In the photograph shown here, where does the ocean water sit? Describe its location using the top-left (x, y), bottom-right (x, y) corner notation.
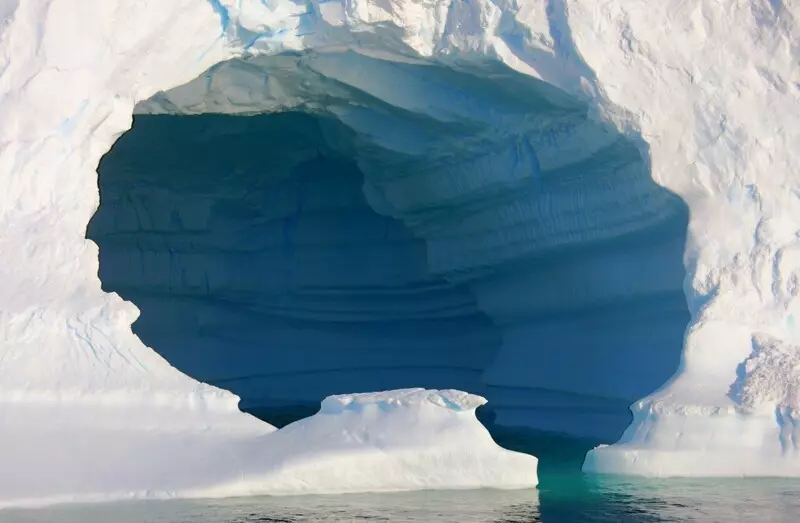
top-left (4, 474), bottom-right (800, 523)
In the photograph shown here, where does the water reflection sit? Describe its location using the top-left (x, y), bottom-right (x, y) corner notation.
top-left (584, 475), bottom-right (800, 523)
top-left (6, 476), bottom-right (800, 522)
top-left (4, 490), bottom-right (542, 523)
top-left (539, 474), bottom-right (800, 523)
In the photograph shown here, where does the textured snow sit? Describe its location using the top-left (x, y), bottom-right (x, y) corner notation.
top-left (0, 0), bottom-right (799, 505)
top-left (733, 334), bottom-right (800, 412)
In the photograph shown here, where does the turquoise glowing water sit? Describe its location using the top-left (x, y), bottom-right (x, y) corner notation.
top-left (5, 475), bottom-right (800, 523)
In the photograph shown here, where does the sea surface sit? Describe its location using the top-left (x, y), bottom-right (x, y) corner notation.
top-left (4, 474), bottom-right (800, 523)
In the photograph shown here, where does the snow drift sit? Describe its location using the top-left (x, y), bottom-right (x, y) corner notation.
top-left (0, 0), bottom-right (799, 508)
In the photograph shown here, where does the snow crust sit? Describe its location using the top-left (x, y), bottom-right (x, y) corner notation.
top-left (0, 0), bottom-right (799, 504)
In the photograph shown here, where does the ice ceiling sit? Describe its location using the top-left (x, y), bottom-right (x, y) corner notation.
top-left (88, 53), bottom-right (691, 442)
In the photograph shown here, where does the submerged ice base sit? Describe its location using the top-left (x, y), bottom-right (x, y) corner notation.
top-left (584, 333), bottom-right (800, 477)
top-left (583, 406), bottom-right (800, 477)
top-left (0, 389), bottom-right (537, 509)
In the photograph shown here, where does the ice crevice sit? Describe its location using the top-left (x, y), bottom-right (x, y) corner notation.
top-left (0, 0), bottom-right (799, 508)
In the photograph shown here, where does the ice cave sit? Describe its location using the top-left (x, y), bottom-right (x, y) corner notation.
top-left (88, 55), bottom-right (690, 444)
top-left (2, 0), bottom-right (799, 509)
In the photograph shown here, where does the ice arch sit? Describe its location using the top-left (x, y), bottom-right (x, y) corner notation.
top-left (0, 0), bottom-right (799, 507)
top-left (87, 54), bottom-right (689, 443)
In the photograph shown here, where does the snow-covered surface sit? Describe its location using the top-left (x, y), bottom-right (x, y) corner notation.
top-left (0, 0), bottom-right (799, 504)
top-left (0, 388), bottom-right (537, 508)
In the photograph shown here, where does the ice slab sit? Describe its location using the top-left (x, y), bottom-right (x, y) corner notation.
top-left (0, 389), bottom-right (537, 509)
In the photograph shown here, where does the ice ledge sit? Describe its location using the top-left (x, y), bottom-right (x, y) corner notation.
top-left (584, 443), bottom-right (800, 478)
top-left (582, 402), bottom-right (800, 477)
top-left (0, 388), bottom-right (537, 509)
top-left (583, 333), bottom-right (800, 477)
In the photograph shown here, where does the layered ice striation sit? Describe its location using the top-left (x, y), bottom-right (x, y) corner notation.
top-left (89, 112), bottom-right (502, 416)
top-left (1, 0), bottom-right (799, 507)
top-left (89, 54), bottom-right (689, 442)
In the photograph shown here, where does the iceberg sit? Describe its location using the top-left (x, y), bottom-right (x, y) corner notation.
top-left (0, 0), bottom-right (799, 508)
top-left (1, 388), bottom-right (536, 508)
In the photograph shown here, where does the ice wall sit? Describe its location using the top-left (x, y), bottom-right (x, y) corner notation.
top-left (577, 2), bottom-right (800, 476)
top-left (0, 0), bottom-right (797, 501)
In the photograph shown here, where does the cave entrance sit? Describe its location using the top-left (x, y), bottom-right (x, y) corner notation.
top-left (88, 54), bottom-right (691, 468)
top-left (88, 111), bottom-right (501, 426)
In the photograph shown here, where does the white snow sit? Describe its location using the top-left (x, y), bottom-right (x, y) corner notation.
top-left (0, 388), bottom-right (537, 508)
top-left (0, 0), bottom-right (799, 506)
